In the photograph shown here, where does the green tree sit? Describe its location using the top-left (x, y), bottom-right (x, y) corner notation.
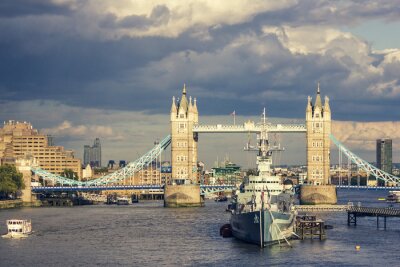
top-left (62, 169), bottom-right (78, 180)
top-left (0, 165), bottom-right (24, 199)
top-left (94, 167), bottom-right (108, 174)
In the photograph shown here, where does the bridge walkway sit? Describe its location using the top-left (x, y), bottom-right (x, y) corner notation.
top-left (347, 206), bottom-right (400, 229)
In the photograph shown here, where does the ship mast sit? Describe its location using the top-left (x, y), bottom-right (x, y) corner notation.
top-left (259, 108), bottom-right (269, 158)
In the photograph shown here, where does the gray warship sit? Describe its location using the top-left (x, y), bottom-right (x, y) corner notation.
top-left (230, 110), bottom-right (297, 247)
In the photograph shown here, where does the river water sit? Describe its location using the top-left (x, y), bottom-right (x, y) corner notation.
top-left (1, 189), bottom-right (399, 266)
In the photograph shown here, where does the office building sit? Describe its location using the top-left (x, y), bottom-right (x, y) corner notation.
top-left (0, 120), bottom-right (81, 178)
top-left (376, 138), bottom-right (392, 174)
top-left (83, 138), bottom-right (102, 167)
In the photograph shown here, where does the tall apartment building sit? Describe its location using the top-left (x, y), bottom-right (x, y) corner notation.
top-left (83, 138), bottom-right (101, 167)
top-left (306, 85), bottom-right (331, 185)
top-left (376, 138), bottom-right (392, 174)
top-left (0, 120), bottom-right (81, 178)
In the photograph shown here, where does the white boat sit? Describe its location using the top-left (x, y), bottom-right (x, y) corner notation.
top-left (117, 197), bottom-right (130, 205)
top-left (230, 109), bottom-right (297, 247)
top-left (2, 219), bottom-right (32, 239)
top-left (387, 191), bottom-right (400, 202)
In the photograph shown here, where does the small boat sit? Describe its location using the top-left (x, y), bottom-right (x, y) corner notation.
top-left (215, 195), bottom-right (228, 202)
top-left (2, 219), bottom-right (32, 239)
top-left (386, 191), bottom-right (400, 202)
top-left (117, 197), bottom-right (130, 205)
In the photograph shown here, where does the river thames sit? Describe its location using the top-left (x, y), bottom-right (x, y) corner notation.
top-left (1, 189), bottom-right (399, 266)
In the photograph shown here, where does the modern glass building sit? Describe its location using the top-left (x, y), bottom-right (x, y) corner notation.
top-left (83, 138), bottom-right (102, 167)
top-left (376, 139), bottom-right (392, 174)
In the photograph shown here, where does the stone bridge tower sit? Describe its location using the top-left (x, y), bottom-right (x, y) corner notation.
top-left (306, 84), bottom-right (331, 185)
top-left (170, 84), bottom-right (199, 184)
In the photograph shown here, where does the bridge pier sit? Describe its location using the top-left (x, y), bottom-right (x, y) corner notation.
top-left (164, 184), bottom-right (204, 208)
top-left (16, 157), bottom-right (39, 204)
top-left (299, 185), bottom-right (337, 205)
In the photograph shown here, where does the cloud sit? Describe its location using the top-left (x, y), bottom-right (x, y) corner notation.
top-left (41, 120), bottom-right (122, 141)
top-left (1, 13), bottom-right (400, 120)
top-left (332, 120), bottom-right (400, 151)
top-left (0, 0), bottom-right (79, 18)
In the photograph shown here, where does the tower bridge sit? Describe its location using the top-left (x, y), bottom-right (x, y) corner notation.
top-left (24, 84), bottom-right (400, 206)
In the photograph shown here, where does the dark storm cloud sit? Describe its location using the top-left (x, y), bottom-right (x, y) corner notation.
top-left (0, 0), bottom-right (400, 124)
top-left (0, 0), bottom-right (78, 18)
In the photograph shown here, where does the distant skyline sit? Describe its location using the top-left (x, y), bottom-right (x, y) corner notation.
top-left (0, 1), bottom-right (399, 168)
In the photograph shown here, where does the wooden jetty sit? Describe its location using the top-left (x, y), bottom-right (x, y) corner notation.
top-left (347, 206), bottom-right (400, 229)
top-left (295, 215), bottom-right (326, 240)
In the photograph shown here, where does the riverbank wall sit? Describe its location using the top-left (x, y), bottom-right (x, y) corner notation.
top-left (0, 200), bottom-right (42, 209)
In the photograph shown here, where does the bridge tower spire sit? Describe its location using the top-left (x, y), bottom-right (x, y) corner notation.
top-left (306, 83), bottom-right (331, 185)
top-left (170, 84), bottom-right (199, 184)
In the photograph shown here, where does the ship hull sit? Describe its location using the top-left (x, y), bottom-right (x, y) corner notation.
top-left (230, 209), bottom-right (295, 247)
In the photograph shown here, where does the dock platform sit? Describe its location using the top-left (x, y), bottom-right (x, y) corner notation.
top-left (347, 206), bottom-right (400, 229)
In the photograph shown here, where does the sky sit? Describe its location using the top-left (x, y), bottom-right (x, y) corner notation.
top-left (0, 0), bottom-right (399, 168)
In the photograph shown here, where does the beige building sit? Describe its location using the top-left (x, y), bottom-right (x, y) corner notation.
top-left (82, 164), bottom-right (93, 180)
top-left (170, 85), bottom-right (199, 184)
top-left (136, 166), bottom-right (162, 185)
top-left (306, 85), bottom-right (331, 185)
top-left (0, 120), bottom-right (82, 178)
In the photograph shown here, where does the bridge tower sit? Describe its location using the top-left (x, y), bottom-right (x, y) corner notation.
top-left (301, 84), bottom-right (336, 204)
top-left (165, 85), bottom-right (203, 207)
top-left (170, 84), bottom-right (199, 184)
top-left (306, 84), bottom-right (331, 185)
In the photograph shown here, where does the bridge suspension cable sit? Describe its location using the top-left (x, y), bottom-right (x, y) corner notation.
top-left (330, 134), bottom-right (399, 186)
top-left (32, 135), bottom-right (172, 186)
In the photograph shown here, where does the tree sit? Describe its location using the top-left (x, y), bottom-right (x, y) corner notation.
top-left (0, 165), bottom-right (24, 199)
top-left (62, 169), bottom-right (79, 181)
top-left (94, 167), bottom-right (108, 175)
